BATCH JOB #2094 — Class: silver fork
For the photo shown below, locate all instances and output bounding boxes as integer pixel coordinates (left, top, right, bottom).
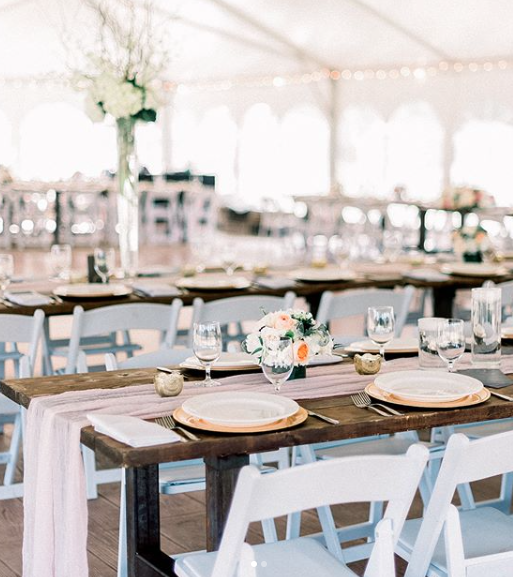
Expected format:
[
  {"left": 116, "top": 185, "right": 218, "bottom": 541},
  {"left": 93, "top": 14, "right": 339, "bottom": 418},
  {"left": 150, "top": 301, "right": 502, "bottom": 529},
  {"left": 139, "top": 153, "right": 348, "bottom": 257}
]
[
  {"left": 359, "top": 391, "right": 404, "bottom": 416},
  {"left": 155, "top": 415, "right": 200, "bottom": 441},
  {"left": 488, "top": 389, "right": 513, "bottom": 402},
  {"left": 351, "top": 392, "right": 401, "bottom": 417}
]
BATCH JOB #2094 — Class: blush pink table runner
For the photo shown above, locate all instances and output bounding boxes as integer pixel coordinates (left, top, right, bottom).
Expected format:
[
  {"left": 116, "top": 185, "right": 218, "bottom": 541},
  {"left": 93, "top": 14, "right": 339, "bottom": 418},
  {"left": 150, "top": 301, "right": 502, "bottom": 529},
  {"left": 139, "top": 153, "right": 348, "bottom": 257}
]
[{"left": 23, "top": 354, "right": 513, "bottom": 577}]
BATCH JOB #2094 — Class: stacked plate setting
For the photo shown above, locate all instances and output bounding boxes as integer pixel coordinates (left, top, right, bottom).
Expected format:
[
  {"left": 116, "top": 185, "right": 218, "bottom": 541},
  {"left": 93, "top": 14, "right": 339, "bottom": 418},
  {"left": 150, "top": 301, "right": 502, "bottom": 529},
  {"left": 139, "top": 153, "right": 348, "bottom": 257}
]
[
  {"left": 173, "top": 391, "right": 308, "bottom": 433},
  {"left": 365, "top": 370, "right": 489, "bottom": 408}
]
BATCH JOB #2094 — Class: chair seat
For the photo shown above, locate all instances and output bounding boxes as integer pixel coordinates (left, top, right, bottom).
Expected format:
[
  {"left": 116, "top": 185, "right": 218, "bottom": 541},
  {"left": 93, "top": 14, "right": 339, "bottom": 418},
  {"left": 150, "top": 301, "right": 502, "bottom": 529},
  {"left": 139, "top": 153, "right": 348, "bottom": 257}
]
[
  {"left": 399, "top": 507, "right": 513, "bottom": 575},
  {"left": 317, "top": 436, "right": 429, "bottom": 459},
  {"left": 175, "top": 537, "right": 355, "bottom": 577}
]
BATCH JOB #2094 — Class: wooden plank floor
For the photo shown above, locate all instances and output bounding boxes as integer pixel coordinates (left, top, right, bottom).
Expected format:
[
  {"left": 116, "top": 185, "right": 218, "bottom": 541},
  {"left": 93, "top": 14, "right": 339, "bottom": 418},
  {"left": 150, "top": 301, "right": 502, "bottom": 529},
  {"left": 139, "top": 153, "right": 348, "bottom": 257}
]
[{"left": 0, "top": 424, "right": 504, "bottom": 576}]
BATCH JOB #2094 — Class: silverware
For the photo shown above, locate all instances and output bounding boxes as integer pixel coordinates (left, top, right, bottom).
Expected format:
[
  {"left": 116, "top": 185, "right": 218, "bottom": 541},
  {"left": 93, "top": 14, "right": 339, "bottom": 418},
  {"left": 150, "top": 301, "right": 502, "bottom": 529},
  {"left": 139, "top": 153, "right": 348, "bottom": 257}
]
[
  {"left": 488, "top": 389, "right": 513, "bottom": 402},
  {"left": 155, "top": 415, "right": 200, "bottom": 441},
  {"left": 157, "top": 366, "right": 175, "bottom": 374},
  {"left": 350, "top": 392, "right": 399, "bottom": 417},
  {"left": 0, "top": 298, "right": 15, "bottom": 308},
  {"left": 359, "top": 391, "right": 404, "bottom": 416},
  {"left": 50, "top": 294, "right": 64, "bottom": 304},
  {"left": 307, "top": 410, "right": 339, "bottom": 425}
]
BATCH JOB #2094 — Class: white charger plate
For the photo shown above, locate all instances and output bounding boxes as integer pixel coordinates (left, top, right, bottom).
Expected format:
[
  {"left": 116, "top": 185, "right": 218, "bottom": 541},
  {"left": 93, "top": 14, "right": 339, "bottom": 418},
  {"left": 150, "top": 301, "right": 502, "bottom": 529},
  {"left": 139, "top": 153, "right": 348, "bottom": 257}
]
[
  {"left": 180, "top": 352, "right": 258, "bottom": 372},
  {"left": 440, "top": 263, "right": 508, "bottom": 277},
  {"left": 53, "top": 283, "right": 132, "bottom": 299},
  {"left": 345, "top": 337, "right": 418, "bottom": 354},
  {"left": 308, "top": 354, "right": 344, "bottom": 367},
  {"left": 182, "top": 392, "right": 299, "bottom": 427},
  {"left": 175, "top": 276, "right": 251, "bottom": 291},
  {"left": 291, "top": 267, "right": 357, "bottom": 282},
  {"left": 374, "top": 370, "right": 483, "bottom": 402}
]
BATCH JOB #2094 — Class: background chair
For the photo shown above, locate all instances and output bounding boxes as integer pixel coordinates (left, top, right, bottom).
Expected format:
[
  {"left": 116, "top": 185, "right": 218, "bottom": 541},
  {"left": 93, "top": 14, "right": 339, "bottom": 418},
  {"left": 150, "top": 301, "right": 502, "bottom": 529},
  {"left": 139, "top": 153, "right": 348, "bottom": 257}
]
[
  {"left": 189, "top": 292, "right": 296, "bottom": 349},
  {"left": 175, "top": 444, "right": 428, "bottom": 577},
  {"left": 316, "top": 286, "right": 415, "bottom": 346}
]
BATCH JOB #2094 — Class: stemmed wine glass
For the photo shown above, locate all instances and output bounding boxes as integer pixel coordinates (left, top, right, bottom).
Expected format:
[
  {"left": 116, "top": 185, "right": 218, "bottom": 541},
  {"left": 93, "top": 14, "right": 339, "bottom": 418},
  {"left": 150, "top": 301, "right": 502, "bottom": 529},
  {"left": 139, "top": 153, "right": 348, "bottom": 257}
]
[
  {"left": 367, "top": 306, "right": 395, "bottom": 360},
  {"left": 261, "top": 337, "right": 294, "bottom": 393},
  {"left": 193, "top": 322, "right": 222, "bottom": 387},
  {"left": 0, "top": 254, "right": 13, "bottom": 298},
  {"left": 93, "top": 248, "right": 115, "bottom": 284},
  {"left": 436, "top": 318, "right": 465, "bottom": 373},
  {"left": 221, "top": 247, "right": 237, "bottom": 276},
  {"left": 50, "top": 244, "right": 72, "bottom": 281}
]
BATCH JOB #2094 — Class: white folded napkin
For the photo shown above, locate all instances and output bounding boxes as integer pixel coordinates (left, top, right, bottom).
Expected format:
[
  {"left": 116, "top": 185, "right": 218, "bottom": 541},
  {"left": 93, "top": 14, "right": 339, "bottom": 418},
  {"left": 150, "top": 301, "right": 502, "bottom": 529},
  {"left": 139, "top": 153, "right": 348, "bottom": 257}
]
[
  {"left": 255, "top": 277, "right": 296, "bottom": 289},
  {"left": 87, "top": 413, "right": 182, "bottom": 447},
  {"left": 5, "top": 290, "right": 52, "bottom": 306},
  {"left": 132, "top": 283, "right": 182, "bottom": 297}
]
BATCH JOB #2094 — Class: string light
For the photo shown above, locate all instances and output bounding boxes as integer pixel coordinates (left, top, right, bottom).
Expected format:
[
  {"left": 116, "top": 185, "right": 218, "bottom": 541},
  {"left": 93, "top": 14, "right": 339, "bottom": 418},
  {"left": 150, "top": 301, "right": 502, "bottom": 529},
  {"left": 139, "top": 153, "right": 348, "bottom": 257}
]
[{"left": 1, "top": 57, "right": 513, "bottom": 93}]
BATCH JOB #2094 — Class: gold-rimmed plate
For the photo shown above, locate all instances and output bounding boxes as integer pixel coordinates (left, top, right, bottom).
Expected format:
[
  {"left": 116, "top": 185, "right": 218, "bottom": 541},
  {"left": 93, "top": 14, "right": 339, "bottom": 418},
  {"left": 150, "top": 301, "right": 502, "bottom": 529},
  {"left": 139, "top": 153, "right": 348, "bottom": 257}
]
[
  {"left": 53, "top": 283, "right": 132, "bottom": 299},
  {"left": 172, "top": 406, "right": 308, "bottom": 433},
  {"left": 365, "top": 382, "right": 490, "bottom": 409},
  {"left": 174, "top": 276, "right": 251, "bottom": 291}
]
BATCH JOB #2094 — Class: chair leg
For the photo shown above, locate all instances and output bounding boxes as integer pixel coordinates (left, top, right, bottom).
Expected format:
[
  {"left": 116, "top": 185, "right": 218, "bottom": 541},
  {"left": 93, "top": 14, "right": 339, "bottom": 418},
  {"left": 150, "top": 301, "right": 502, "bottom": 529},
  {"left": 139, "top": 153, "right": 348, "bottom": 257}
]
[
  {"left": 117, "top": 468, "right": 128, "bottom": 577},
  {"left": 498, "top": 472, "right": 513, "bottom": 514},
  {"left": 4, "top": 412, "right": 22, "bottom": 485},
  {"left": 42, "top": 320, "right": 54, "bottom": 376},
  {"left": 82, "top": 445, "right": 99, "bottom": 500}
]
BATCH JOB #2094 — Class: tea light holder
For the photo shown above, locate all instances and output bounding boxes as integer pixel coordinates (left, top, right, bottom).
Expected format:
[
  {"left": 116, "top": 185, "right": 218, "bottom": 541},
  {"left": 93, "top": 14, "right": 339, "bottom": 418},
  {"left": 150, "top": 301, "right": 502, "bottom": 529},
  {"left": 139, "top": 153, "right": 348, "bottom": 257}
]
[
  {"left": 154, "top": 370, "right": 184, "bottom": 397},
  {"left": 354, "top": 353, "right": 382, "bottom": 375}
]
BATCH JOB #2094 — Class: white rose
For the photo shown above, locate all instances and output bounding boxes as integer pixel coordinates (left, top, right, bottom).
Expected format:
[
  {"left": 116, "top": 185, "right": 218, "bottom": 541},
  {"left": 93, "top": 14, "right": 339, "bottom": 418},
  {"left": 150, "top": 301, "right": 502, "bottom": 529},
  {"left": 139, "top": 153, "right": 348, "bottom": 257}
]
[
  {"left": 245, "top": 333, "right": 261, "bottom": 354},
  {"left": 84, "top": 93, "right": 105, "bottom": 123},
  {"left": 102, "top": 80, "right": 144, "bottom": 119}
]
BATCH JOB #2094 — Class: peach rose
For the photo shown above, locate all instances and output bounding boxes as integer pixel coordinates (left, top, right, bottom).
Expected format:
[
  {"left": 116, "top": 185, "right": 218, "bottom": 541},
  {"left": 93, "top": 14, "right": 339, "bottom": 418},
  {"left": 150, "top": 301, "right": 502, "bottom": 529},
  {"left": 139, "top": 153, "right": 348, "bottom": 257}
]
[
  {"left": 294, "top": 340, "right": 310, "bottom": 365},
  {"left": 274, "top": 313, "right": 296, "bottom": 331}
]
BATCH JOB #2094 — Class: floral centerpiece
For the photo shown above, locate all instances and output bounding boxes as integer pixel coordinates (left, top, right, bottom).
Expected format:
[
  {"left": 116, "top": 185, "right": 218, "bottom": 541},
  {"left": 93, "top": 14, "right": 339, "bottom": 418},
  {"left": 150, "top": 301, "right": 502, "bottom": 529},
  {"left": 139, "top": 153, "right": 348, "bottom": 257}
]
[
  {"left": 453, "top": 224, "right": 490, "bottom": 262},
  {"left": 442, "top": 186, "right": 495, "bottom": 210},
  {"left": 73, "top": 0, "right": 168, "bottom": 277},
  {"left": 242, "top": 310, "right": 333, "bottom": 379}
]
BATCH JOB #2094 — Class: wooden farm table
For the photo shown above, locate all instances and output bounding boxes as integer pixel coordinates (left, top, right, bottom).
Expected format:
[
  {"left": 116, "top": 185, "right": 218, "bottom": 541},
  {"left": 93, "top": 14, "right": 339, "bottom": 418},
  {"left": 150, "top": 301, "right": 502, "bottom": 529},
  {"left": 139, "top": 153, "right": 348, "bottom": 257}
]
[
  {"left": 3, "top": 366, "right": 513, "bottom": 576},
  {"left": 0, "top": 268, "right": 510, "bottom": 318}
]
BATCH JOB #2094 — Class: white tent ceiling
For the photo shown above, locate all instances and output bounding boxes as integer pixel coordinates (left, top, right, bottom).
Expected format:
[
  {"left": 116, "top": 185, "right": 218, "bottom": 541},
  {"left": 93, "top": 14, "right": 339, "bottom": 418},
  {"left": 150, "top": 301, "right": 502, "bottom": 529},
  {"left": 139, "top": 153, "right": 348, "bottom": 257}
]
[{"left": 1, "top": 0, "right": 513, "bottom": 82}]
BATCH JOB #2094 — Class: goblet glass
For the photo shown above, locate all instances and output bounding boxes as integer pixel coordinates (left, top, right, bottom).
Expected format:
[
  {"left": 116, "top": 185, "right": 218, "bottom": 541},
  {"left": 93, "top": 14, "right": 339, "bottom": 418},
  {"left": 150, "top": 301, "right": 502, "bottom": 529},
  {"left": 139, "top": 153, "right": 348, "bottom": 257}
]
[
  {"left": 367, "top": 306, "right": 395, "bottom": 360},
  {"left": 50, "top": 244, "right": 72, "bottom": 281},
  {"left": 193, "top": 321, "right": 222, "bottom": 387},
  {"left": 93, "top": 248, "right": 115, "bottom": 284},
  {"left": 436, "top": 318, "right": 465, "bottom": 373},
  {"left": 261, "top": 337, "right": 294, "bottom": 393},
  {"left": 0, "top": 254, "right": 13, "bottom": 298},
  {"left": 221, "top": 247, "right": 237, "bottom": 276}
]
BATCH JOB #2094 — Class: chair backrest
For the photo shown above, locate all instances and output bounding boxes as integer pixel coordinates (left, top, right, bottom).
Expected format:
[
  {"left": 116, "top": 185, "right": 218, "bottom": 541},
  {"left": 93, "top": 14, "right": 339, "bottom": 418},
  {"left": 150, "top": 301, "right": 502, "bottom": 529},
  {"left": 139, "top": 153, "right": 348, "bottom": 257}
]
[
  {"left": 105, "top": 347, "right": 193, "bottom": 370},
  {"left": 404, "top": 430, "right": 513, "bottom": 577},
  {"left": 486, "top": 279, "right": 513, "bottom": 319},
  {"left": 316, "top": 286, "right": 415, "bottom": 337},
  {"left": 65, "top": 300, "right": 183, "bottom": 374},
  {"left": 213, "top": 444, "right": 428, "bottom": 577},
  {"left": 0, "top": 310, "right": 44, "bottom": 376},
  {"left": 188, "top": 292, "right": 296, "bottom": 347}
]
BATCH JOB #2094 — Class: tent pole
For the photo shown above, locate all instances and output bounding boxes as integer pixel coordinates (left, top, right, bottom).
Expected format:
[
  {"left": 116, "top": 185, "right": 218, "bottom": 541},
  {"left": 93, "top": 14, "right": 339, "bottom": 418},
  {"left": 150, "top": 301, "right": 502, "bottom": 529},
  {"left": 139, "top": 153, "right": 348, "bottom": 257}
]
[{"left": 329, "top": 78, "right": 339, "bottom": 193}]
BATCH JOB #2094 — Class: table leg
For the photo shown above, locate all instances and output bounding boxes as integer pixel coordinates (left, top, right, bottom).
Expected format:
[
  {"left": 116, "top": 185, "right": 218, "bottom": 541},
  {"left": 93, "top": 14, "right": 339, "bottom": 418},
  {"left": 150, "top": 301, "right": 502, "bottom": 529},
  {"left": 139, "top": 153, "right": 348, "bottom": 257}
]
[
  {"left": 126, "top": 465, "right": 176, "bottom": 576},
  {"left": 432, "top": 286, "right": 456, "bottom": 318},
  {"left": 205, "top": 454, "right": 249, "bottom": 551}
]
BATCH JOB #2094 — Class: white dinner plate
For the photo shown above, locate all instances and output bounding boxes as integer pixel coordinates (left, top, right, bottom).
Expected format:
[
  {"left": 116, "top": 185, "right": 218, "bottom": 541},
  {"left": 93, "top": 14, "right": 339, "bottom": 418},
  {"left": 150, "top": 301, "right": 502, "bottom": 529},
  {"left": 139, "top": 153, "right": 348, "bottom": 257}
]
[
  {"left": 308, "top": 354, "right": 344, "bottom": 367},
  {"left": 180, "top": 352, "right": 259, "bottom": 371},
  {"left": 501, "top": 326, "right": 513, "bottom": 339},
  {"left": 345, "top": 337, "right": 418, "bottom": 354},
  {"left": 174, "top": 276, "right": 251, "bottom": 291},
  {"left": 182, "top": 392, "right": 299, "bottom": 427},
  {"left": 53, "top": 283, "right": 132, "bottom": 299},
  {"left": 374, "top": 370, "right": 483, "bottom": 402},
  {"left": 291, "top": 267, "right": 358, "bottom": 283},
  {"left": 440, "top": 263, "right": 509, "bottom": 277}
]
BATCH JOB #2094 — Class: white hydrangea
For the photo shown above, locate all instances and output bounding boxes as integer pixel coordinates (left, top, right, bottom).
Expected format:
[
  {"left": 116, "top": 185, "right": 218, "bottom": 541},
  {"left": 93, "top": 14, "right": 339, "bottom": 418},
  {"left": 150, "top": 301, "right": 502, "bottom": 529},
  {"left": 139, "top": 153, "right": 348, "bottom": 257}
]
[
  {"left": 101, "top": 80, "right": 144, "bottom": 119},
  {"left": 84, "top": 93, "right": 105, "bottom": 123}
]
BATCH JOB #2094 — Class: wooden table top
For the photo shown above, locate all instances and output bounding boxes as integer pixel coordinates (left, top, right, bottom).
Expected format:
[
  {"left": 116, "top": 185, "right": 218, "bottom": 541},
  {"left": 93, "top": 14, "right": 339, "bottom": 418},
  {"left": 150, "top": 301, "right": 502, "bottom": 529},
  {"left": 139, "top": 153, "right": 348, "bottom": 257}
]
[{"left": 3, "top": 365, "right": 513, "bottom": 469}]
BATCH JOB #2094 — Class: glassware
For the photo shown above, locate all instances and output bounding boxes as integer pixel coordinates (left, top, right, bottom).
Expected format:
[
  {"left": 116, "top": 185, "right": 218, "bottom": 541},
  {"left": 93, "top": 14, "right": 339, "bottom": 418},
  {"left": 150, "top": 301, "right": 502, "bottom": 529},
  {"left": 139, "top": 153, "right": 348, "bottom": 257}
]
[
  {"left": 261, "top": 337, "right": 294, "bottom": 392},
  {"left": 221, "top": 247, "right": 237, "bottom": 276},
  {"left": 50, "top": 244, "right": 72, "bottom": 281},
  {"left": 0, "top": 254, "right": 13, "bottom": 298},
  {"left": 471, "top": 287, "right": 501, "bottom": 368},
  {"left": 93, "top": 248, "right": 115, "bottom": 284},
  {"left": 418, "top": 317, "right": 446, "bottom": 370},
  {"left": 329, "top": 235, "right": 350, "bottom": 268},
  {"left": 436, "top": 318, "right": 466, "bottom": 373},
  {"left": 367, "top": 306, "right": 395, "bottom": 360},
  {"left": 193, "top": 321, "right": 222, "bottom": 387},
  {"left": 309, "top": 235, "right": 328, "bottom": 268}
]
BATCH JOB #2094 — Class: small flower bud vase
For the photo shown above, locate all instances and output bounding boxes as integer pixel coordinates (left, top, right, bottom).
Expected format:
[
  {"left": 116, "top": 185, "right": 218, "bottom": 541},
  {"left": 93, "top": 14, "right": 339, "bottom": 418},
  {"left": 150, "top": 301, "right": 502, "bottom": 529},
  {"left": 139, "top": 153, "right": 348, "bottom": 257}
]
[{"left": 471, "top": 287, "right": 501, "bottom": 368}]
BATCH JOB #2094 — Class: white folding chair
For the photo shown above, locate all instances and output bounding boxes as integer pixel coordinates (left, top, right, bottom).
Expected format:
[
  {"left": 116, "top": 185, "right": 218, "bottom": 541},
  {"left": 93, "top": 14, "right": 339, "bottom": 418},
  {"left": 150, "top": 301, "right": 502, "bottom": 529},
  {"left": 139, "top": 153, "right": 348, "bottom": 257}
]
[
  {"left": 316, "top": 286, "right": 415, "bottom": 346},
  {"left": 175, "top": 444, "right": 428, "bottom": 577},
  {"left": 108, "top": 349, "right": 285, "bottom": 577},
  {"left": 59, "top": 300, "right": 183, "bottom": 374},
  {"left": 189, "top": 292, "right": 296, "bottom": 349},
  {"left": 0, "top": 310, "right": 44, "bottom": 495},
  {"left": 398, "top": 430, "right": 513, "bottom": 577}
]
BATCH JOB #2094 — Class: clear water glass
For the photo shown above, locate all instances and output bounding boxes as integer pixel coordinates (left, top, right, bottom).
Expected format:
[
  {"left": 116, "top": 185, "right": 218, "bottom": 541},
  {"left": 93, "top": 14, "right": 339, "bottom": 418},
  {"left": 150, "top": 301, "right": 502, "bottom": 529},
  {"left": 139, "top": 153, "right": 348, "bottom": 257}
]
[
  {"left": 367, "top": 306, "right": 395, "bottom": 360},
  {"left": 471, "top": 287, "right": 501, "bottom": 368},
  {"left": 221, "top": 248, "right": 237, "bottom": 276},
  {"left": 261, "top": 337, "right": 294, "bottom": 393},
  {"left": 50, "top": 244, "right": 72, "bottom": 281},
  {"left": 193, "top": 321, "right": 222, "bottom": 387},
  {"left": 418, "top": 317, "right": 446, "bottom": 370},
  {"left": 329, "top": 235, "right": 350, "bottom": 267},
  {"left": 93, "top": 248, "right": 115, "bottom": 284},
  {"left": 0, "top": 254, "right": 13, "bottom": 298},
  {"left": 437, "top": 318, "right": 465, "bottom": 372}
]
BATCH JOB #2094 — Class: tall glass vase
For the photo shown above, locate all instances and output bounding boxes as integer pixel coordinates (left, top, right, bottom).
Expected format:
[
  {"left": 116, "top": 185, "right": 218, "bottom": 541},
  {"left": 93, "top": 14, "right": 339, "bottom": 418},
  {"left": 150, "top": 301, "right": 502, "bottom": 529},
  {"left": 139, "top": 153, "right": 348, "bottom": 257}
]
[{"left": 116, "top": 117, "right": 139, "bottom": 279}]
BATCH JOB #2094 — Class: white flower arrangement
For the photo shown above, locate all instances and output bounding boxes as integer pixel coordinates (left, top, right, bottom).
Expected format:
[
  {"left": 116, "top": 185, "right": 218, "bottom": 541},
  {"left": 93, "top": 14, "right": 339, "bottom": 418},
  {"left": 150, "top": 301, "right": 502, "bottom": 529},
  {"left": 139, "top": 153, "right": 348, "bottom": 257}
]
[
  {"left": 242, "top": 309, "right": 333, "bottom": 367},
  {"left": 73, "top": 0, "right": 168, "bottom": 123},
  {"left": 442, "top": 186, "right": 495, "bottom": 210}
]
